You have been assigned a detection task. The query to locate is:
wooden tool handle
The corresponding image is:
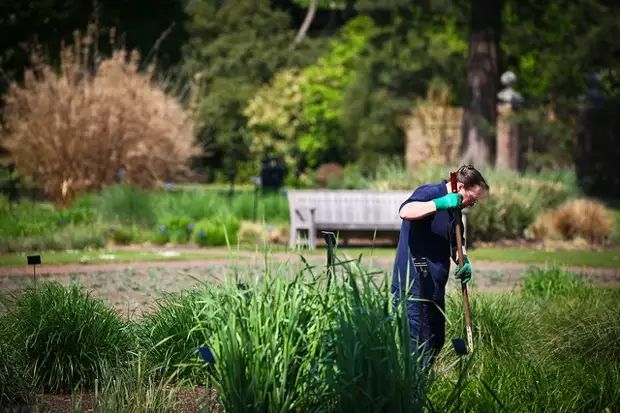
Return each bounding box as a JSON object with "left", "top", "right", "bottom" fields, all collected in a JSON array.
[{"left": 450, "top": 171, "right": 474, "bottom": 353}]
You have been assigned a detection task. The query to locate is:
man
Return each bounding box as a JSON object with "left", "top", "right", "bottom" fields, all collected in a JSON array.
[{"left": 391, "top": 164, "right": 489, "bottom": 369}]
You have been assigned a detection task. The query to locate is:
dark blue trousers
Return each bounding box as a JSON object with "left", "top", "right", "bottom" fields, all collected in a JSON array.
[{"left": 391, "top": 264, "right": 446, "bottom": 370}]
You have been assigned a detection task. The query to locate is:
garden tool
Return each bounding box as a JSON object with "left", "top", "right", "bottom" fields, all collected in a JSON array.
[{"left": 450, "top": 172, "right": 474, "bottom": 355}]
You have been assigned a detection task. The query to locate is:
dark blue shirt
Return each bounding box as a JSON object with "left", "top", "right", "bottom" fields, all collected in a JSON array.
[{"left": 392, "top": 179, "right": 463, "bottom": 291}]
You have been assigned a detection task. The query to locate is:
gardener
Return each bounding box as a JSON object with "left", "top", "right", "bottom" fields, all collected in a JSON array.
[{"left": 392, "top": 164, "right": 489, "bottom": 370}]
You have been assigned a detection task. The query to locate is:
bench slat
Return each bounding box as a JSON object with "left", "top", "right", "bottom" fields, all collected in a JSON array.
[{"left": 286, "top": 189, "right": 468, "bottom": 249}]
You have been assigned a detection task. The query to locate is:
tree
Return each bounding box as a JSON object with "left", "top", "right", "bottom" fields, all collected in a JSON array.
[
  {"left": 182, "top": 0, "right": 325, "bottom": 171},
  {"left": 460, "top": 0, "right": 505, "bottom": 167}
]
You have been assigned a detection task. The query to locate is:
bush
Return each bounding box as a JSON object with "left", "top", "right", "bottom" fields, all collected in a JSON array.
[
  {"left": 155, "top": 216, "right": 194, "bottom": 245},
  {"left": 527, "top": 197, "right": 615, "bottom": 243},
  {"left": 0, "top": 27, "right": 199, "bottom": 204},
  {"left": 2, "top": 282, "right": 133, "bottom": 393},
  {"left": 193, "top": 216, "right": 241, "bottom": 247},
  {"left": 108, "top": 225, "right": 147, "bottom": 246}
]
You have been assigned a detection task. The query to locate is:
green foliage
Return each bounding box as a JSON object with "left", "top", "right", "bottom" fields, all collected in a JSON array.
[
  {"left": 341, "top": 13, "right": 469, "bottom": 171},
  {"left": 155, "top": 216, "right": 194, "bottom": 245},
  {"left": 94, "top": 184, "right": 157, "bottom": 227},
  {"left": 296, "top": 16, "right": 378, "bottom": 167},
  {"left": 502, "top": 0, "right": 620, "bottom": 102},
  {"left": 0, "top": 315, "right": 35, "bottom": 407},
  {"left": 109, "top": 225, "right": 145, "bottom": 246},
  {"left": 182, "top": 0, "right": 325, "bottom": 167},
  {"left": 2, "top": 282, "right": 133, "bottom": 393},
  {"left": 192, "top": 216, "right": 241, "bottom": 247},
  {"left": 1, "top": 258, "right": 619, "bottom": 411},
  {"left": 137, "top": 289, "right": 213, "bottom": 385},
  {"left": 245, "top": 16, "right": 377, "bottom": 173},
  {"left": 320, "top": 273, "right": 427, "bottom": 412},
  {"left": 0, "top": 198, "right": 96, "bottom": 238},
  {"left": 367, "top": 162, "right": 575, "bottom": 241},
  {"left": 521, "top": 266, "right": 589, "bottom": 300}
]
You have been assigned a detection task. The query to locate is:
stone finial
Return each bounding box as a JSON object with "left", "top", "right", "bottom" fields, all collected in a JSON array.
[{"left": 497, "top": 71, "right": 524, "bottom": 106}]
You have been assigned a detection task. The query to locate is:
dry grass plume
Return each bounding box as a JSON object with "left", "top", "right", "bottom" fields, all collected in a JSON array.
[
  {"left": 0, "top": 27, "right": 199, "bottom": 205},
  {"left": 527, "top": 198, "right": 615, "bottom": 244}
]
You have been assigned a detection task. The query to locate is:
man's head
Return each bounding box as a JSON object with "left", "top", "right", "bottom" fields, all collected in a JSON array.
[{"left": 452, "top": 164, "right": 489, "bottom": 208}]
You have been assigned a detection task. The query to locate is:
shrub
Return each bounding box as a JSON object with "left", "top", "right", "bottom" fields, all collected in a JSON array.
[
  {"left": 527, "top": 198, "right": 615, "bottom": 243},
  {"left": 108, "top": 225, "right": 147, "bottom": 246},
  {"left": 2, "top": 282, "right": 133, "bottom": 393},
  {"left": 193, "top": 216, "right": 241, "bottom": 247},
  {"left": 161, "top": 216, "right": 194, "bottom": 245},
  {"left": 0, "top": 27, "right": 199, "bottom": 205}
]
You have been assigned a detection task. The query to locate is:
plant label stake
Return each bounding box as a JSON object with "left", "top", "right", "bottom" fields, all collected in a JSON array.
[
  {"left": 322, "top": 231, "right": 337, "bottom": 289},
  {"left": 27, "top": 255, "right": 41, "bottom": 288},
  {"left": 450, "top": 172, "right": 474, "bottom": 355}
]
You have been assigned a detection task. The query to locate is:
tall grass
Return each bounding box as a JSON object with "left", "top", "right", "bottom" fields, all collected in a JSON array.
[
  {"left": 1, "top": 282, "right": 133, "bottom": 393},
  {"left": 1, "top": 251, "right": 619, "bottom": 412}
]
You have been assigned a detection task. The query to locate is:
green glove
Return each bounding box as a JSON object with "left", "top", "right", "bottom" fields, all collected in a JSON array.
[
  {"left": 454, "top": 255, "right": 472, "bottom": 284},
  {"left": 433, "top": 193, "right": 463, "bottom": 211}
]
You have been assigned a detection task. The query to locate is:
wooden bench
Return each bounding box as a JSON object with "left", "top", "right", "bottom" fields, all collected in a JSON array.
[{"left": 287, "top": 189, "right": 468, "bottom": 249}]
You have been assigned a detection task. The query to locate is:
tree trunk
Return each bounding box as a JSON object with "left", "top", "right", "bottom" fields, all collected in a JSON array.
[
  {"left": 461, "top": 0, "right": 505, "bottom": 167},
  {"left": 293, "top": 0, "right": 318, "bottom": 45}
]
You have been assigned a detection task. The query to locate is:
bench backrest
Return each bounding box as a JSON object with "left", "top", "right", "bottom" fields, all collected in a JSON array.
[{"left": 287, "top": 189, "right": 413, "bottom": 228}]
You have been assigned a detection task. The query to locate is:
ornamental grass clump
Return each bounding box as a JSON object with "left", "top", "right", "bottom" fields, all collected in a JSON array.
[
  {"left": 0, "top": 26, "right": 199, "bottom": 205},
  {"left": 2, "top": 282, "right": 133, "bottom": 393},
  {"left": 189, "top": 257, "right": 432, "bottom": 413}
]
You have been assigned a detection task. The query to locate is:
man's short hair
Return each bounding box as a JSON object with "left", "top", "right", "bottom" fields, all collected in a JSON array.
[{"left": 455, "top": 164, "right": 490, "bottom": 194}]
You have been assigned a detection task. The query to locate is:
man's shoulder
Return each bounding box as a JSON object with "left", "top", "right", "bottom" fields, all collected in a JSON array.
[{"left": 411, "top": 181, "right": 445, "bottom": 198}]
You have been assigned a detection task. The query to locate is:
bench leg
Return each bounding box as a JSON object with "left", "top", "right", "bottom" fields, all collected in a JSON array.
[
  {"left": 307, "top": 208, "right": 317, "bottom": 250},
  {"left": 289, "top": 226, "right": 297, "bottom": 249}
]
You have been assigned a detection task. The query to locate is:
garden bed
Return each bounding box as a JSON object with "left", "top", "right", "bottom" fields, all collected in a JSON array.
[{"left": 1, "top": 258, "right": 619, "bottom": 413}]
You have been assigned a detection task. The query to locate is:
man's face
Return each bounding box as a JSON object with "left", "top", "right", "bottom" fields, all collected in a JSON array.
[{"left": 457, "top": 183, "right": 486, "bottom": 208}]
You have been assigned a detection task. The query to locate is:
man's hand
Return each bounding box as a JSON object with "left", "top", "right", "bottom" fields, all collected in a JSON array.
[
  {"left": 433, "top": 193, "right": 462, "bottom": 211},
  {"left": 454, "top": 255, "right": 472, "bottom": 284}
]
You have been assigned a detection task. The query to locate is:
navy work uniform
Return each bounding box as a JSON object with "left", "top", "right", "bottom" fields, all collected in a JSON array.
[{"left": 391, "top": 179, "right": 464, "bottom": 369}]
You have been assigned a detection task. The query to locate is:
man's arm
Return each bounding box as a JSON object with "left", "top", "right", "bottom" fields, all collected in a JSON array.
[
  {"left": 399, "top": 200, "right": 437, "bottom": 221},
  {"left": 399, "top": 192, "right": 463, "bottom": 221}
]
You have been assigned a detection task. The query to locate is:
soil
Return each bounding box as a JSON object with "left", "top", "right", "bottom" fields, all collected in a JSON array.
[{"left": 6, "top": 387, "right": 224, "bottom": 412}]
